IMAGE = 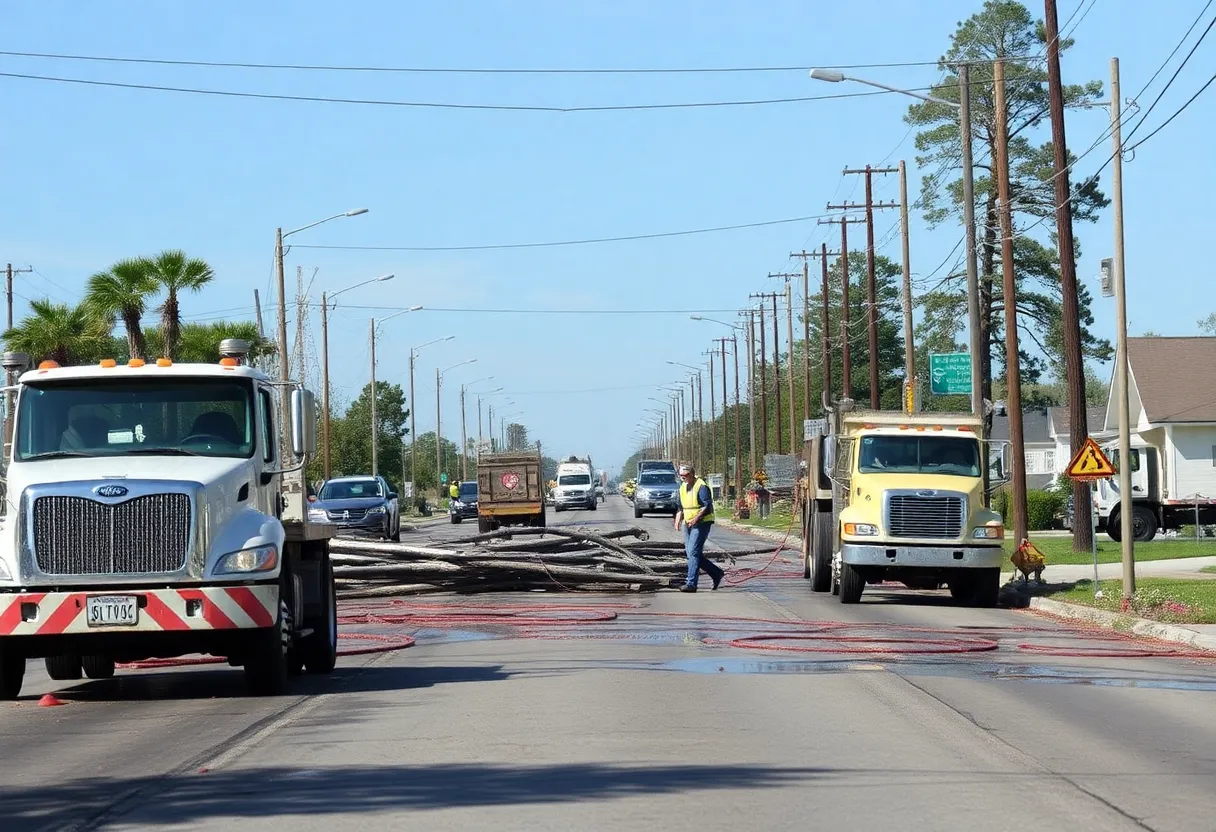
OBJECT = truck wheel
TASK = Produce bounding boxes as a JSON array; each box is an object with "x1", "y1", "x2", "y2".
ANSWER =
[
  {"x1": 303, "y1": 554, "x2": 338, "y2": 675},
  {"x1": 1132, "y1": 506, "x2": 1158, "y2": 542},
  {"x1": 478, "y1": 516, "x2": 494, "y2": 533},
  {"x1": 0, "y1": 649, "x2": 24, "y2": 700},
  {"x1": 948, "y1": 574, "x2": 972, "y2": 602},
  {"x1": 633, "y1": 507, "x2": 643, "y2": 519},
  {"x1": 839, "y1": 562, "x2": 865, "y2": 604},
  {"x1": 589, "y1": 500, "x2": 598, "y2": 511},
  {"x1": 244, "y1": 597, "x2": 291, "y2": 696},
  {"x1": 810, "y1": 509, "x2": 833, "y2": 593},
  {"x1": 82, "y1": 655, "x2": 115, "y2": 679},
  {"x1": 969, "y1": 568, "x2": 1001, "y2": 608},
  {"x1": 45, "y1": 654, "x2": 82, "y2": 681},
  {"x1": 1107, "y1": 508, "x2": 1123, "y2": 542}
]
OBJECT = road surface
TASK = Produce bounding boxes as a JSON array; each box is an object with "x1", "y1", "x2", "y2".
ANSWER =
[{"x1": 3, "y1": 496, "x2": 1216, "y2": 831}]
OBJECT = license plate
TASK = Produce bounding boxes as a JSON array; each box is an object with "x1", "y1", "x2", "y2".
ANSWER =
[{"x1": 86, "y1": 595, "x2": 139, "y2": 627}]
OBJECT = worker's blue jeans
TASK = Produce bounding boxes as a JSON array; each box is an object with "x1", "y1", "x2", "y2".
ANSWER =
[{"x1": 683, "y1": 522, "x2": 723, "y2": 588}]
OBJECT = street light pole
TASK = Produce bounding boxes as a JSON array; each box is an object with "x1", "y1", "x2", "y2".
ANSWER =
[
  {"x1": 321, "y1": 274, "x2": 395, "y2": 480},
  {"x1": 408, "y1": 335, "x2": 455, "y2": 493},
  {"x1": 274, "y1": 208, "x2": 368, "y2": 450},
  {"x1": 368, "y1": 305, "x2": 421, "y2": 477},
  {"x1": 436, "y1": 359, "x2": 477, "y2": 493}
]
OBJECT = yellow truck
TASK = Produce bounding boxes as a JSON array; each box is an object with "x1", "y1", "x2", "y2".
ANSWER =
[{"x1": 801, "y1": 408, "x2": 1007, "y2": 606}]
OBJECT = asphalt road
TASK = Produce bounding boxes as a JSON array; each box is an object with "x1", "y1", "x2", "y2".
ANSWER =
[{"x1": 4, "y1": 496, "x2": 1216, "y2": 830}]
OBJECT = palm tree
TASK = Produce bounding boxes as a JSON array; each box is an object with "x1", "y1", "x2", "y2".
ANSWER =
[
  {"x1": 3, "y1": 299, "x2": 113, "y2": 365},
  {"x1": 84, "y1": 258, "x2": 159, "y2": 360},
  {"x1": 148, "y1": 321, "x2": 268, "y2": 363},
  {"x1": 142, "y1": 250, "x2": 214, "y2": 360}
]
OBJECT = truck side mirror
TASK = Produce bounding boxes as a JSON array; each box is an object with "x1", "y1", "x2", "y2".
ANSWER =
[
  {"x1": 822, "y1": 436, "x2": 836, "y2": 471},
  {"x1": 291, "y1": 388, "x2": 317, "y2": 458}
]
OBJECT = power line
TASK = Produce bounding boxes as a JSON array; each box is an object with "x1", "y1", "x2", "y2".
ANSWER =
[
  {"x1": 0, "y1": 49, "x2": 1043, "y2": 75},
  {"x1": 295, "y1": 213, "x2": 837, "y2": 251},
  {"x1": 1120, "y1": 6, "x2": 1216, "y2": 146},
  {"x1": 1126, "y1": 69, "x2": 1216, "y2": 151},
  {"x1": 0, "y1": 71, "x2": 1000, "y2": 114},
  {"x1": 316, "y1": 304, "x2": 760, "y2": 315}
]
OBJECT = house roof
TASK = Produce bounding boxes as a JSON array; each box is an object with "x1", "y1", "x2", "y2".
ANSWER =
[
  {"x1": 988, "y1": 408, "x2": 1051, "y2": 444},
  {"x1": 1127, "y1": 337, "x2": 1216, "y2": 423},
  {"x1": 1047, "y1": 406, "x2": 1107, "y2": 436}
]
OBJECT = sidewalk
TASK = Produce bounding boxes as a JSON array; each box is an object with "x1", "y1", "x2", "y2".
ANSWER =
[{"x1": 1010, "y1": 555, "x2": 1216, "y2": 584}]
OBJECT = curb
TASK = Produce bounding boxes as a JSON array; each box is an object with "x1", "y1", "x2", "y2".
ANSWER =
[{"x1": 1028, "y1": 596, "x2": 1216, "y2": 652}]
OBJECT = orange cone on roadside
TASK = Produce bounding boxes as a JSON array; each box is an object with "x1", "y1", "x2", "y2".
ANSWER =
[{"x1": 37, "y1": 694, "x2": 67, "y2": 707}]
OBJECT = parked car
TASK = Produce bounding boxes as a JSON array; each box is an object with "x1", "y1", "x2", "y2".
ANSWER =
[
  {"x1": 449, "y1": 481, "x2": 479, "y2": 524},
  {"x1": 310, "y1": 475, "x2": 400, "y2": 540}
]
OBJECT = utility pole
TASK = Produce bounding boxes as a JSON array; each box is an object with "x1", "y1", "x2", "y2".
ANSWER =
[
  {"x1": 1044, "y1": 0, "x2": 1092, "y2": 552},
  {"x1": 790, "y1": 252, "x2": 813, "y2": 424},
  {"x1": 746, "y1": 311, "x2": 758, "y2": 477},
  {"x1": 958, "y1": 63, "x2": 984, "y2": 424},
  {"x1": 752, "y1": 291, "x2": 783, "y2": 453},
  {"x1": 898, "y1": 161, "x2": 916, "y2": 408},
  {"x1": 694, "y1": 373, "x2": 703, "y2": 473},
  {"x1": 320, "y1": 291, "x2": 332, "y2": 478},
  {"x1": 460, "y1": 386, "x2": 468, "y2": 481},
  {"x1": 767, "y1": 275, "x2": 799, "y2": 454},
  {"x1": 753, "y1": 302, "x2": 769, "y2": 456},
  {"x1": 832, "y1": 169, "x2": 899, "y2": 409},
  {"x1": 274, "y1": 227, "x2": 291, "y2": 451},
  {"x1": 795, "y1": 248, "x2": 840, "y2": 412},
  {"x1": 5, "y1": 264, "x2": 31, "y2": 331},
  {"x1": 409, "y1": 351, "x2": 418, "y2": 491},
  {"x1": 435, "y1": 368, "x2": 442, "y2": 490},
  {"x1": 293, "y1": 266, "x2": 306, "y2": 386},
  {"x1": 732, "y1": 331, "x2": 742, "y2": 501},
  {"x1": 717, "y1": 337, "x2": 730, "y2": 483},
  {"x1": 1110, "y1": 56, "x2": 1135, "y2": 597},
  {"x1": 369, "y1": 319, "x2": 379, "y2": 476},
  {"x1": 704, "y1": 351, "x2": 716, "y2": 476},
  {"x1": 994, "y1": 59, "x2": 1028, "y2": 544},
  {"x1": 818, "y1": 216, "x2": 866, "y2": 401}
]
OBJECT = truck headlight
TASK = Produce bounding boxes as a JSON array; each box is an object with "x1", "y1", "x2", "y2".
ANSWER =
[
  {"x1": 367, "y1": 505, "x2": 386, "y2": 516},
  {"x1": 216, "y1": 545, "x2": 278, "y2": 574},
  {"x1": 972, "y1": 526, "x2": 1005, "y2": 540},
  {"x1": 843, "y1": 523, "x2": 878, "y2": 536}
]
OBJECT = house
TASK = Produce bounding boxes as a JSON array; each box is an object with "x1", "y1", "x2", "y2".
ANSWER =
[
  {"x1": 989, "y1": 408, "x2": 1054, "y2": 489},
  {"x1": 987, "y1": 404, "x2": 1105, "y2": 490},
  {"x1": 1100, "y1": 337, "x2": 1216, "y2": 500}
]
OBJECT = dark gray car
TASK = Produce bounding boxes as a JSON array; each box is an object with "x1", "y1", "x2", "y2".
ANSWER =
[
  {"x1": 312, "y1": 476, "x2": 400, "y2": 540},
  {"x1": 633, "y1": 471, "x2": 681, "y2": 518}
]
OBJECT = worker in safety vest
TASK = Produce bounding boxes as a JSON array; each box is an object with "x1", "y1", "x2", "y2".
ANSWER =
[
  {"x1": 673, "y1": 463, "x2": 724, "y2": 592},
  {"x1": 449, "y1": 482, "x2": 459, "y2": 502}
]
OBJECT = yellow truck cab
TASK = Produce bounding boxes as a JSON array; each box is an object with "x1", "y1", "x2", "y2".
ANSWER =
[{"x1": 802, "y1": 410, "x2": 1005, "y2": 606}]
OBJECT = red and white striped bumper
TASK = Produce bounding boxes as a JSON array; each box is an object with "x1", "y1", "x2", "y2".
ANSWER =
[{"x1": 0, "y1": 586, "x2": 279, "y2": 636}]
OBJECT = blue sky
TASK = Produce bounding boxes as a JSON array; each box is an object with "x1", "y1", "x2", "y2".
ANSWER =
[{"x1": 1, "y1": 0, "x2": 1212, "y2": 476}]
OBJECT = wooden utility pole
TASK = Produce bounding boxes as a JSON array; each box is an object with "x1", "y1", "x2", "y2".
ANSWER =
[
  {"x1": 3, "y1": 263, "x2": 32, "y2": 455},
  {"x1": 714, "y1": 338, "x2": 730, "y2": 479},
  {"x1": 767, "y1": 276, "x2": 798, "y2": 453},
  {"x1": 832, "y1": 169, "x2": 898, "y2": 409},
  {"x1": 1044, "y1": 0, "x2": 1092, "y2": 552},
  {"x1": 745, "y1": 311, "x2": 758, "y2": 476},
  {"x1": 898, "y1": 161, "x2": 915, "y2": 409},
  {"x1": 790, "y1": 251, "x2": 813, "y2": 424},
  {"x1": 818, "y1": 216, "x2": 866, "y2": 401},
  {"x1": 794, "y1": 248, "x2": 840, "y2": 413},
  {"x1": 753, "y1": 292, "x2": 782, "y2": 454},
  {"x1": 5, "y1": 264, "x2": 31, "y2": 331},
  {"x1": 732, "y1": 331, "x2": 742, "y2": 500},
  {"x1": 704, "y1": 350, "x2": 716, "y2": 475},
  {"x1": 369, "y1": 318, "x2": 379, "y2": 476},
  {"x1": 753, "y1": 301, "x2": 769, "y2": 456},
  {"x1": 994, "y1": 59, "x2": 1028, "y2": 544}
]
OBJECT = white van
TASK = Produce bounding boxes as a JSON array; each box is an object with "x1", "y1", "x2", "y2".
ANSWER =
[{"x1": 553, "y1": 456, "x2": 596, "y2": 511}]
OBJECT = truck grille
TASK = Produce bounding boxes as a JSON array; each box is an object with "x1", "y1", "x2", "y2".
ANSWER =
[
  {"x1": 887, "y1": 495, "x2": 964, "y2": 539},
  {"x1": 32, "y1": 494, "x2": 191, "y2": 575}
]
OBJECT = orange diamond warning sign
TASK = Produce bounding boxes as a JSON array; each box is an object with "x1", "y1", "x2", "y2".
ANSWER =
[{"x1": 1066, "y1": 436, "x2": 1115, "y2": 481}]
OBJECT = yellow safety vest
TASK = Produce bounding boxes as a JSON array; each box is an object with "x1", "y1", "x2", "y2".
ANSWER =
[
  {"x1": 450, "y1": 484, "x2": 459, "y2": 499},
  {"x1": 679, "y1": 478, "x2": 715, "y2": 524}
]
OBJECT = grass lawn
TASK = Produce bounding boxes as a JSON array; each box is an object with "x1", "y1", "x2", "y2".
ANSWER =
[
  {"x1": 1045, "y1": 578, "x2": 1216, "y2": 625},
  {"x1": 734, "y1": 509, "x2": 797, "y2": 532},
  {"x1": 1006, "y1": 536, "x2": 1216, "y2": 566}
]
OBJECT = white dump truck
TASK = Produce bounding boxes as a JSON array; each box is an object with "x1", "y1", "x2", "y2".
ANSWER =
[{"x1": 0, "y1": 339, "x2": 338, "y2": 699}]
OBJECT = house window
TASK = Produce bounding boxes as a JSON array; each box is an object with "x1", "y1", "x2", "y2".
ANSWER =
[{"x1": 1026, "y1": 449, "x2": 1056, "y2": 476}]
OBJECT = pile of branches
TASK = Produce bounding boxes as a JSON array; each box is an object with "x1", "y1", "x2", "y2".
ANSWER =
[{"x1": 329, "y1": 526, "x2": 776, "y2": 598}]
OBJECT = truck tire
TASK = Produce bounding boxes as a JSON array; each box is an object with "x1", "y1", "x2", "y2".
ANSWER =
[
  {"x1": 633, "y1": 507, "x2": 643, "y2": 519},
  {"x1": 1132, "y1": 506, "x2": 1158, "y2": 542},
  {"x1": 45, "y1": 654, "x2": 82, "y2": 681},
  {"x1": 244, "y1": 597, "x2": 291, "y2": 696},
  {"x1": 478, "y1": 516, "x2": 494, "y2": 533},
  {"x1": 303, "y1": 554, "x2": 338, "y2": 675},
  {"x1": 839, "y1": 562, "x2": 865, "y2": 604},
  {"x1": 0, "y1": 649, "x2": 24, "y2": 700},
  {"x1": 948, "y1": 573, "x2": 972, "y2": 602},
  {"x1": 969, "y1": 568, "x2": 1001, "y2": 608},
  {"x1": 589, "y1": 500, "x2": 598, "y2": 511},
  {"x1": 82, "y1": 655, "x2": 115, "y2": 680},
  {"x1": 809, "y1": 508, "x2": 833, "y2": 593}
]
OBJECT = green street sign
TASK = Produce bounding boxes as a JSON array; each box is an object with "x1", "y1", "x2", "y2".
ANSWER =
[
  {"x1": 929, "y1": 352, "x2": 972, "y2": 395},
  {"x1": 440, "y1": 473, "x2": 448, "y2": 484}
]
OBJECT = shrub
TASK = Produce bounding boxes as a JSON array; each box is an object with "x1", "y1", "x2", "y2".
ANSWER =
[{"x1": 1026, "y1": 489, "x2": 1064, "y2": 531}]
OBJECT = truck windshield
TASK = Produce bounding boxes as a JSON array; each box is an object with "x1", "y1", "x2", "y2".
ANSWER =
[
  {"x1": 639, "y1": 473, "x2": 677, "y2": 486},
  {"x1": 15, "y1": 378, "x2": 254, "y2": 461},
  {"x1": 857, "y1": 435, "x2": 980, "y2": 477},
  {"x1": 559, "y1": 474, "x2": 591, "y2": 485}
]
